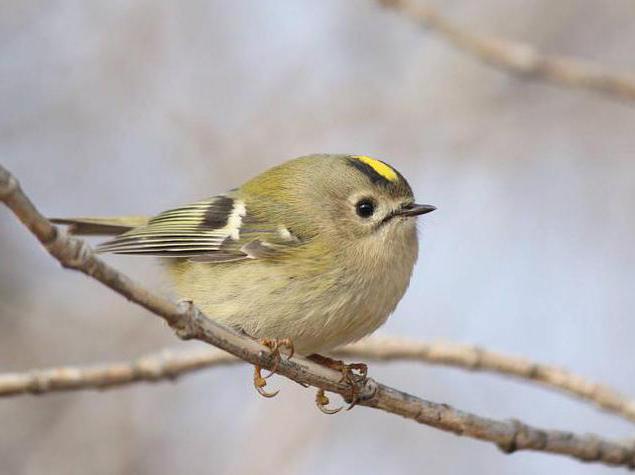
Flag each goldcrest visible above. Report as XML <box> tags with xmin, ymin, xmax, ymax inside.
<box><xmin>54</xmin><ymin>154</ymin><xmax>435</xmax><ymax>356</ymax></box>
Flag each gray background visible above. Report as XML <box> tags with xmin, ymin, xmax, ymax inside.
<box><xmin>1</xmin><ymin>1</ymin><xmax>634</xmax><ymax>474</ymax></box>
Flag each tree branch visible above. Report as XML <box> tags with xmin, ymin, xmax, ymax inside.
<box><xmin>378</xmin><ymin>0</ymin><xmax>635</xmax><ymax>102</ymax></box>
<box><xmin>1</xmin><ymin>163</ymin><xmax>634</xmax><ymax>469</ymax></box>
<box><xmin>337</xmin><ymin>338</ymin><xmax>635</xmax><ymax>425</ymax></box>
<box><xmin>2</xmin><ymin>338</ymin><xmax>635</xmax><ymax>428</ymax></box>
<box><xmin>0</xmin><ymin>348</ymin><xmax>238</xmax><ymax>396</ymax></box>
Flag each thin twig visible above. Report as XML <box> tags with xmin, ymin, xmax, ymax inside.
<box><xmin>338</xmin><ymin>338</ymin><xmax>635</xmax><ymax>425</ymax></box>
<box><xmin>0</xmin><ymin>348</ymin><xmax>238</xmax><ymax>396</ymax></box>
<box><xmin>2</xmin><ymin>338</ymin><xmax>635</xmax><ymax>429</ymax></box>
<box><xmin>378</xmin><ymin>0</ymin><xmax>635</xmax><ymax>102</ymax></box>
<box><xmin>1</xmin><ymin>163</ymin><xmax>634</xmax><ymax>469</ymax></box>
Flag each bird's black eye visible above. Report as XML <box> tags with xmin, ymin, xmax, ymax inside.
<box><xmin>355</xmin><ymin>199</ymin><xmax>376</xmax><ymax>218</ymax></box>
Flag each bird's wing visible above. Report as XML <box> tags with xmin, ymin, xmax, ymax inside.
<box><xmin>95</xmin><ymin>195</ymin><xmax>301</xmax><ymax>262</ymax></box>
<box><xmin>50</xmin><ymin>216</ymin><xmax>150</xmax><ymax>235</ymax></box>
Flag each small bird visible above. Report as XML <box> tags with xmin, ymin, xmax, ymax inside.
<box><xmin>53</xmin><ymin>154</ymin><xmax>435</xmax><ymax>411</ymax></box>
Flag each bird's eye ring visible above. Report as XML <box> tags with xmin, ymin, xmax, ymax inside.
<box><xmin>355</xmin><ymin>199</ymin><xmax>376</xmax><ymax>218</ymax></box>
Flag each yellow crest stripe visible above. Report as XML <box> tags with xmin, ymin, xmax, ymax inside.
<box><xmin>352</xmin><ymin>155</ymin><xmax>398</xmax><ymax>182</ymax></box>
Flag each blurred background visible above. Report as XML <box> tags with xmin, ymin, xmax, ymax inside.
<box><xmin>1</xmin><ymin>1</ymin><xmax>635</xmax><ymax>474</ymax></box>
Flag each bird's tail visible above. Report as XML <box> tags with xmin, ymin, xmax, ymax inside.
<box><xmin>50</xmin><ymin>216</ymin><xmax>150</xmax><ymax>236</ymax></box>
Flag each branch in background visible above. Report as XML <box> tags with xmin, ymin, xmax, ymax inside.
<box><xmin>337</xmin><ymin>338</ymin><xmax>635</xmax><ymax>425</ymax></box>
<box><xmin>1</xmin><ymin>163</ymin><xmax>634</xmax><ymax>469</ymax></box>
<box><xmin>3</xmin><ymin>338</ymin><xmax>635</xmax><ymax>428</ymax></box>
<box><xmin>378</xmin><ymin>0</ymin><xmax>635</xmax><ymax>102</ymax></box>
<box><xmin>0</xmin><ymin>348</ymin><xmax>238</xmax><ymax>396</ymax></box>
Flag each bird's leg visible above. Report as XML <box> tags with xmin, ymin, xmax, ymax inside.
<box><xmin>253</xmin><ymin>338</ymin><xmax>294</xmax><ymax>398</ymax></box>
<box><xmin>307</xmin><ymin>354</ymin><xmax>368</xmax><ymax>412</ymax></box>
<box><xmin>308</xmin><ymin>354</ymin><xmax>368</xmax><ymax>385</ymax></box>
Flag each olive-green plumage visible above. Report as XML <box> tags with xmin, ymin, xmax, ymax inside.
<box><xmin>52</xmin><ymin>154</ymin><xmax>435</xmax><ymax>355</ymax></box>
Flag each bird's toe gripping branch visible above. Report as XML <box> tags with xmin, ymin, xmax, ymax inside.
<box><xmin>253</xmin><ymin>338</ymin><xmax>295</xmax><ymax>398</ymax></box>
<box><xmin>308</xmin><ymin>354</ymin><xmax>369</xmax><ymax>414</ymax></box>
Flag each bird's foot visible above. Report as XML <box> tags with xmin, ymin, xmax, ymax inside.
<box><xmin>308</xmin><ymin>354</ymin><xmax>368</xmax><ymax>413</ymax></box>
<box><xmin>253</xmin><ymin>338</ymin><xmax>294</xmax><ymax>398</ymax></box>
<box><xmin>315</xmin><ymin>388</ymin><xmax>341</xmax><ymax>414</ymax></box>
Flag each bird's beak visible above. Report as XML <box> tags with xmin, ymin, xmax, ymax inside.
<box><xmin>397</xmin><ymin>203</ymin><xmax>437</xmax><ymax>217</ymax></box>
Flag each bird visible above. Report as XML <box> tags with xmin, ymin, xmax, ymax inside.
<box><xmin>53</xmin><ymin>154</ymin><xmax>435</xmax><ymax>411</ymax></box>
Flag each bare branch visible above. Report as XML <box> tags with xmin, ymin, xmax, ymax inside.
<box><xmin>1</xmin><ymin>163</ymin><xmax>634</xmax><ymax>469</ymax></box>
<box><xmin>338</xmin><ymin>338</ymin><xmax>635</xmax><ymax>425</ymax></box>
<box><xmin>378</xmin><ymin>0</ymin><xmax>635</xmax><ymax>102</ymax></box>
<box><xmin>0</xmin><ymin>348</ymin><xmax>238</xmax><ymax>396</ymax></box>
<box><xmin>3</xmin><ymin>338</ymin><xmax>635</xmax><ymax>428</ymax></box>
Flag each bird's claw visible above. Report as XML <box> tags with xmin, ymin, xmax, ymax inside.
<box><xmin>307</xmin><ymin>354</ymin><xmax>369</xmax><ymax>413</ymax></box>
<box><xmin>315</xmin><ymin>388</ymin><xmax>342</xmax><ymax>414</ymax></box>
<box><xmin>252</xmin><ymin>338</ymin><xmax>294</xmax><ymax>398</ymax></box>
<box><xmin>261</xmin><ymin>338</ymin><xmax>294</xmax><ymax>378</ymax></box>
<box><xmin>338</xmin><ymin>362</ymin><xmax>368</xmax><ymax>410</ymax></box>
<box><xmin>253</xmin><ymin>365</ymin><xmax>279</xmax><ymax>398</ymax></box>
